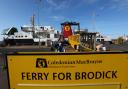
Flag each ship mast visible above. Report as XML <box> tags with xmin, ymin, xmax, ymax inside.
<box><xmin>37</xmin><ymin>0</ymin><xmax>42</xmax><ymax>47</ymax></box>
<box><xmin>31</xmin><ymin>14</ymin><xmax>35</xmax><ymax>37</ymax></box>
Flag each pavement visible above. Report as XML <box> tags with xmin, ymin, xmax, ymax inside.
<box><xmin>0</xmin><ymin>54</ymin><xmax>9</xmax><ymax>89</ymax></box>
<box><xmin>104</xmin><ymin>43</ymin><xmax>128</xmax><ymax>51</ymax></box>
<box><xmin>0</xmin><ymin>46</ymin><xmax>52</xmax><ymax>54</ymax></box>
<box><xmin>0</xmin><ymin>68</ymin><xmax>9</xmax><ymax>89</ymax></box>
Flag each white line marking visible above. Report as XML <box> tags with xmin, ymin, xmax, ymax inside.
<box><xmin>17</xmin><ymin>83</ymin><xmax>121</xmax><ymax>87</ymax></box>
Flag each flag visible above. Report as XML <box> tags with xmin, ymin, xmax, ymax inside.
<box><xmin>63</xmin><ymin>25</ymin><xmax>72</xmax><ymax>38</ymax></box>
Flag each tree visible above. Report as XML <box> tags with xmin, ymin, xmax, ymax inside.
<box><xmin>117</xmin><ymin>37</ymin><xmax>124</xmax><ymax>45</ymax></box>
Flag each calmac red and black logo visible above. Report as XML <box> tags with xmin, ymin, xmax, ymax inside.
<box><xmin>36</xmin><ymin>58</ymin><xmax>48</xmax><ymax>68</ymax></box>
<box><xmin>63</xmin><ymin>25</ymin><xmax>72</xmax><ymax>38</ymax></box>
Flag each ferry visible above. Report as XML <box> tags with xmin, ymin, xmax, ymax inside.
<box><xmin>2</xmin><ymin>25</ymin><xmax>59</xmax><ymax>46</ymax></box>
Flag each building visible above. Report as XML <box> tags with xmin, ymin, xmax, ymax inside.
<box><xmin>96</xmin><ymin>33</ymin><xmax>111</xmax><ymax>43</ymax></box>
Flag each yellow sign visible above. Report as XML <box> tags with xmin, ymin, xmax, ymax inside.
<box><xmin>68</xmin><ymin>34</ymin><xmax>80</xmax><ymax>48</ymax></box>
<box><xmin>7</xmin><ymin>52</ymin><xmax>128</xmax><ymax>89</ymax></box>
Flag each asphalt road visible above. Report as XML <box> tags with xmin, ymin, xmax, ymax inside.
<box><xmin>0</xmin><ymin>46</ymin><xmax>52</xmax><ymax>54</ymax></box>
<box><xmin>104</xmin><ymin>44</ymin><xmax>128</xmax><ymax>51</ymax></box>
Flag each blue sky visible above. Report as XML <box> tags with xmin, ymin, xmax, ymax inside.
<box><xmin>0</xmin><ymin>0</ymin><xmax>128</xmax><ymax>40</ymax></box>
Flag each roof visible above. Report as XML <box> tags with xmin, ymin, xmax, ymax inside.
<box><xmin>61</xmin><ymin>21</ymin><xmax>80</xmax><ymax>25</ymax></box>
<box><xmin>2</xmin><ymin>27</ymin><xmax>18</xmax><ymax>35</ymax></box>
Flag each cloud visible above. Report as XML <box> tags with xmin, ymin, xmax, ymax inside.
<box><xmin>46</xmin><ymin>0</ymin><xmax>57</xmax><ymax>7</ymax></box>
<box><xmin>99</xmin><ymin>6</ymin><xmax>105</xmax><ymax>11</ymax></box>
<box><xmin>49</xmin><ymin>16</ymin><xmax>65</xmax><ymax>21</ymax></box>
<box><xmin>82</xmin><ymin>0</ymin><xmax>100</xmax><ymax>4</ymax></box>
<box><xmin>110</xmin><ymin>0</ymin><xmax>128</xmax><ymax>11</ymax></box>
<box><xmin>46</xmin><ymin>0</ymin><xmax>71</xmax><ymax>10</ymax></box>
<box><xmin>45</xmin><ymin>0</ymin><xmax>128</xmax><ymax>12</ymax></box>
<box><xmin>89</xmin><ymin>0</ymin><xmax>128</xmax><ymax>12</ymax></box>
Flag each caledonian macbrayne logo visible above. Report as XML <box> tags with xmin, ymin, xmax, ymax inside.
<box><xmin>36</xmin><ymin>58</ymin><xmax>104</xmax><ymax>68</ymax></box>
<box><xmin>36</xmin><ymin>58</ymin><xmax>48</xmax><ymax>68</ymax></box>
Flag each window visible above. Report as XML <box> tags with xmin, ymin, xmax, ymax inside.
<box><xmin>47</xmin><ymin>34</ymin><xmax>50</xmax><ymax>38</ymax></box>
<box><xmin>101</xmin><ymin>39</ymin><xmax>104</xmax><ymax>42</ymax></box>
<box><xmin>97</xmin><ymin>39</ymin><xmax>100</xmax><ymax>42</ymax></box>
<box><xmin>54</xmin><ymin>34</ymin><xmax>58</xmax><ymax>38</ymax></box>
<box><xmin>8</xmin><ymin>27</ymin><xmax>18</xmax><ymax>35</ymax></box>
